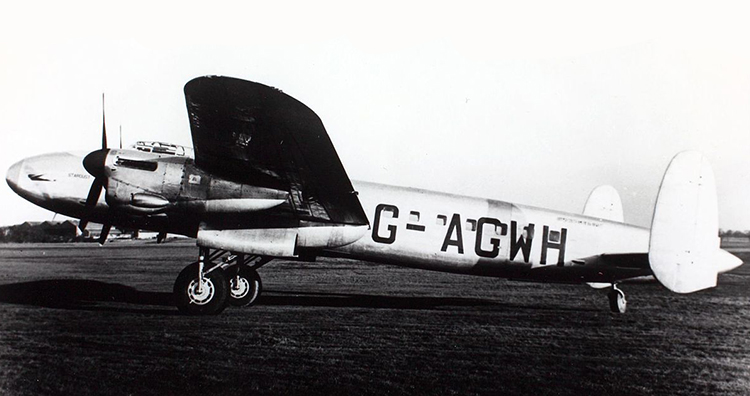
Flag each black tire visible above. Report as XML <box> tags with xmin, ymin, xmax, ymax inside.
<box><xmin>174</xmin><ymin>262</ymin><xmax>229</xmax><ymax>315</ymax></box>
<box><xmin>226</xmin><ymin>266</ymin><xmax>262</xmax><ymax>307</ymax></box>
<box><xmin>608</xmin><ymin>288</ymin><xmax>627</xmax><ymax>314</ymax></box>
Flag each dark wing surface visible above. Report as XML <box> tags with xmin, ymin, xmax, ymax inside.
<box><xmin>184</xmin><ymin>76</ymin><xmax>368</xmax><ymax>225</ymax></box>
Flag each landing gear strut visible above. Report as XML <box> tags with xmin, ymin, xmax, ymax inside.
<box><xmin>173</xmin><ymin>248</ymin><xmax>269</xmax><ymax>315</ymax></box>
<box><xmin>608</xmin><ymin>284</ymin><xmax>627</xmax><ymax>314</ymax></box>
<box><xmin>174</xmin><ymin>248</ymin><xmax>228</xmax><ymax>315</ymax></box>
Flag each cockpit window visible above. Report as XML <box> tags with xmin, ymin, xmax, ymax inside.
<box><xmin>133</xmin><ymin>141</ymin><xmax>192</xmax><ymax>157</ymax></box>
<box><xmin>115</xmin><ymin>158</ymin><xmax>158</xmax><ymax>172</ymax></box>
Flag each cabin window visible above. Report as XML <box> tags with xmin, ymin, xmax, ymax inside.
<box><xmin>523</xmin><ymin>227</ymin><xmax>535</xmax><ymax>240</ymax></box>
<box><xmin>549</xmin><ymin>230</ymin><xmax>561</xmax><ymax>243</ymax></box>
<box><xmin>495</xmin><ymin>224</ymin><xmax>508</xmax><ymax>236</ymax></box>
<box><xmin>381</xmin><ymin>207</ymin><xmax>396</xmax><ymax>218</ymax></box>
<box><xmin>466</xmin><ymin>219</ymin><xmax>477</xmax><ymax>231</ymax></box>
<box><xmin>409</xmin><ymin>211</ymin><xmax>420</xmax><ymax>222</ymax></box>
<box><xmin>115</xmin><ymin>158</ymin><xmax>158</xmax><ymax>172</ymax></box>
<box><xmin>436</xmin><ymin>214</ymin><xmax>447</xmax><ymax>226</ymax></box>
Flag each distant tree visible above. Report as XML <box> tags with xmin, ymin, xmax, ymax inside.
<box><xmin>0</xmin><ymin>222</ymin><xmax>77</xmax><ymax>243</ymax></box>
<box><xmin>719</xmin><ymin>229</ymin><xmax>750</xmax><ymax>240</ymax></box>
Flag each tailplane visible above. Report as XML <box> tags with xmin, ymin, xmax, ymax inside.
<box><xmin>649</xmin><ymin>151</ymin><xmax>741</xmax><ymax>293</ymax></box>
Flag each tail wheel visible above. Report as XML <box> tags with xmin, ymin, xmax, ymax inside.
<box><xmin>174</xmin><ymin>262</ymin><xmax>229</xmax><ymax>315</ymax></box>
<box><xmin>608</xmin><ymin>286</ymin><xmax>627</xmax><ymax>314</ymax></box>
<box><xmin>227</xmin><ymin>266</ymin><xmax>262</xmax><ymax>307</ymax></box>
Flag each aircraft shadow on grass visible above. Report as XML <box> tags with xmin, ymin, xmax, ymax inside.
<box><xmin>260</xmin><ymin>290</ymin><xmax>503</xmax><ymax>310</ymax></box>
<box><xmin>0</xmin><ymin>280</ymin><xmax>597</xmax><ymax>313</ymax></box>
<box><xmin>261</xmin><ymin>290</ymin><xmax>598</xmax><ymax>312</ymax></box>
<box><xmin>0</xmin><ymin>280</ymin><xmax>177</xmax><ymax>315</ymax></box>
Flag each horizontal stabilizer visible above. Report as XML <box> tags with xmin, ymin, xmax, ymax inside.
<box><xmin>583</xmin><ymin>185</ymin><xmax>623</xmax><ymax>222</ymax></box>
<box><xmin>649</xmin><ymin>151</ymin><xmax>719</xmax><ymax>293</ymax></box>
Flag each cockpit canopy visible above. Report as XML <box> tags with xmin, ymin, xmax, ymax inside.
<box><xmin>132</xmin><ymin>141</ymin><xmax>194</xmax><ymax>158</ymax></box>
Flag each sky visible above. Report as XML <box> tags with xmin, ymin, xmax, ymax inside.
<box><xmin>1</xmin><ymin>1</ymin><xmax>749</xmax><ymax>230</ymax></box>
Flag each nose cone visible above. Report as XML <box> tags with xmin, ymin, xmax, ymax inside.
<box><xmin>83</xmin><ymin>149</ymin><xmax>109</xmax><ymax>179</ymax></box>
<box><xmin>6</xmin><ymin>159</ymin><xmax>23</xmax><ymax>194</ymax></box>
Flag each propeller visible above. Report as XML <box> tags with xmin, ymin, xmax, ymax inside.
<box><xmin>98</xmin><ymin>224</ymin><xmax>111</xmax><ymax>245</ymax></box>
<box><xmin>79</xmin><ymin>93</ymin><xmax>112</xmax><ymax>242</ymax></box>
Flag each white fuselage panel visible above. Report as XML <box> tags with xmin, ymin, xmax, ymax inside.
<box><xmin>334</xmin><ymin>181</ymin><xmax>650</xmax><ymax>276</ymax></box>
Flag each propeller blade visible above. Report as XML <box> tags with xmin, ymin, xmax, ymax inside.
<box><xmin>98</xmin><ymin>224</ymin><xmax>111</xmax><ymax>245</ymax></box>
<box><xmin>119</xmin><ymin>125</ymin><xmax>123</xmax><ymax>149</ymax></box>
<box><xmin>85</xmin><ymin>177</ymin><xmax>104</xmax><ymax>207</ymax></box>
<box><xmin>79</xmin><ymin>175</ymin><xmax>104</xmax><ymax>237</ymax></box>
<box><xmin>101</xmin><ymin>93</ymin><xmax>107</xmax><ymax>149</ymax></box>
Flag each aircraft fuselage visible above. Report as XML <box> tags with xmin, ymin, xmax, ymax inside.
<box><xmin>6</xmin><ymin>149</ymin><xmax>652</xmax><ymax>284</ymax></box>
<box><xmin>336</xmin><ymin>181</ymin><xmax>650</xmax><ymax>282</ymax></box>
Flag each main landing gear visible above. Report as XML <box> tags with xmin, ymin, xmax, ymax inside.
<box><xmin>174</xmin><ymin>247</ymin><xmax>269</xmax><ymax>315</ymax></box>
<box><xmin>608</xmin><ymin>284</ymin><xmax>627</xmax><ymax>314</ymax></box>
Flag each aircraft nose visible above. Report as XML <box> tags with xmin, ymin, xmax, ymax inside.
<box><xmin>83</xmin><ymin>149</ymin><xmax>109</xmax><ymax>179</ymax></box>
<box><xmin>6</xmin><ymin>159</ymin><xmax>23</xmax><ymax>194</ymax></box>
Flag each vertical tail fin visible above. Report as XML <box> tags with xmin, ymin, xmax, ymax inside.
<box><xmin>583</xmin><ymin>185</ymin><xmax>624</xmax><ymax>222</ymax></box>
<box><xmin>648</xmin><ymin>151</ymin><xmax>737</xmax><ymax>293</ymax></box>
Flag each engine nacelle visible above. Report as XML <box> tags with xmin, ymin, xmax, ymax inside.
<box><xmin>197</xmin><ymin>225</ymin><xmax>369</xmax><ymax>257</ymax></box>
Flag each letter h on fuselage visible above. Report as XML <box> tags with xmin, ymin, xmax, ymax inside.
<box><xmin>540</xmin><ymin>225</ymin><xmax>567</xmax><ymax>266</ymax></box>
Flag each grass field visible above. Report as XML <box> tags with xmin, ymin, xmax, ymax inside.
<box><xmin>0</xmin><ymin>240</ymin><xmax>749</xmax><ymax>395</ymax></box>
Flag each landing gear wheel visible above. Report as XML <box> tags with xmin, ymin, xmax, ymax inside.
<box><xmin>227</xmin><ymin>266</ymin><xmax>262</xmax><ymax>307</ymax></box>
<box><xmin>174</xmin><ymin>262</ymin><xmax>229</xmax><ymax>315</ymax></box>
<box><xmin>608</xmin><ymin>285</ymin><xmax>627</xmax><ymax>314</ymax></box>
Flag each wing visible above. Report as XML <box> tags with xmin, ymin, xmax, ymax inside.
<box><xmin>184</xmin><ymin>76</ymin><xmax>368</xmax><ymax>225</ymax></box>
